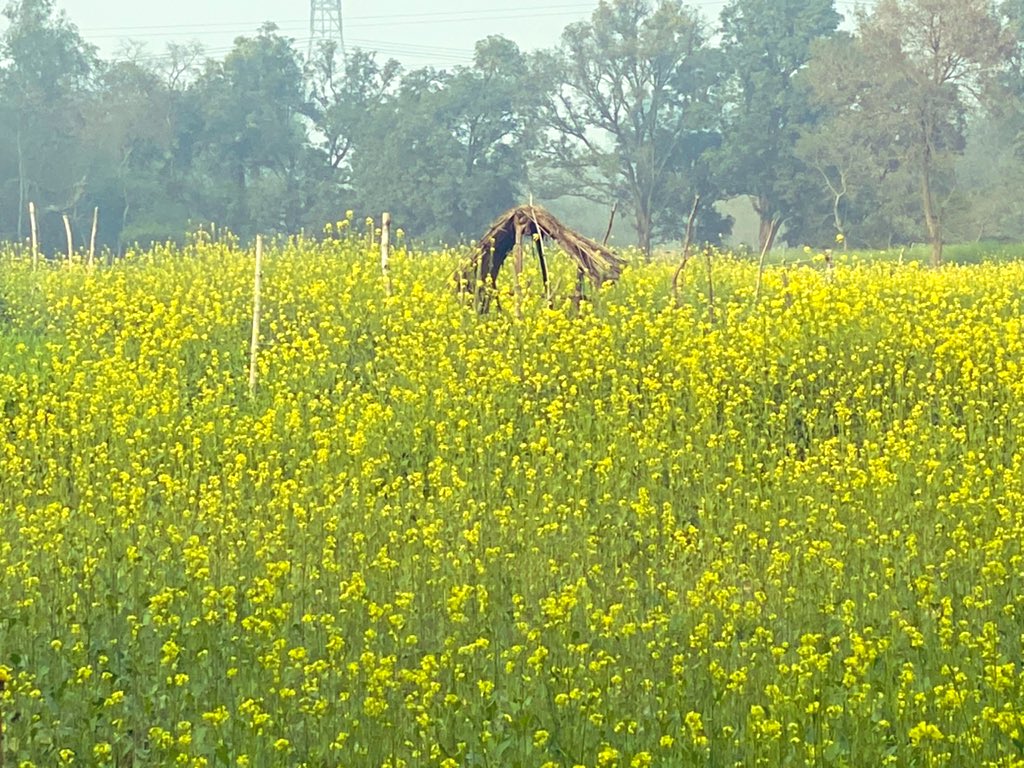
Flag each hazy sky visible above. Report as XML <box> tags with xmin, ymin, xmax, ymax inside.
<box><xmin>32</xmin><ymin>0</ymin><xmax>865</xmax><ymax>69</ymax></box>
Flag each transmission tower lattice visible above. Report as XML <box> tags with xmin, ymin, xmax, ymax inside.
<box><xmin>309</xmin><ymin>0</ymin><xmax>346</xmax><ymax>60</ymax></box>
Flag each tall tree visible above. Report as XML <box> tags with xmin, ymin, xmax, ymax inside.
<box><xmin>715</xmin><ymin>0</ymin><xmax>840</xmax><ymax>251</ymax></box>
<box><xmin>534</xmin><ymin>0</ymin><xmax>721</xmax><ymax>256</ymax></box>
<box><xmin>307</xmin><ymin>44</ymin><xmax>401</xmax><ymax>175</ymax></box>
<box><xmin>350</xmin><ymin>36</ymin><xmax>535</xmax><ymax>242</ymax></box>
<box><xmin>192</xmin><ymin>24</ymin><xmax>309</xmax><ymax>235</ymax></box>
<box><xmin>805</xmin><ymin>0</ymin><xmax>1011</xmax><ymax>264</ymax></box>
<box><xmin>80</xmin><ymin>59</ymin><xmax>180</xmax><ymax>249</ymax></box>
<box><xmin>302</xmin><ymin>45</ymin><xmax>401</xmax><ymax>228</ymax></box>
<box><xmin>0</xmin><ymin>0</ymin><xmax>96</xmax><ymax>244</ymax></box>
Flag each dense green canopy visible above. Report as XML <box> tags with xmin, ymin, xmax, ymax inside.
<box><xmin>0</xmin><ymin>0</ymin><xmax>1022</xmax><ymax>255</ymax></box>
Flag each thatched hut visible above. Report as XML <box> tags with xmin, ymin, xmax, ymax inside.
<box><xmin>457</xmin><ymin>204</ymin><xmax>627</xmax><ymax>311</ymax></box>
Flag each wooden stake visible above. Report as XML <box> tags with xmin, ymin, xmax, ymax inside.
<box><xmin>380</xmin><ymin>212</ymin><xmax>392</xmax><ymax>295</ymax></box>
<box><xmin>89</xmin><ymin>207</ymin><xmax>98</xmax><ymax>266</ymax></box>
<box><xmin>29</xmin><ymin>201</ymin><xmax>38</xmax><ymax>269</ymax></box>
<box><xmin>754</xmin><ymin>216</ymin><xmax>781</xmax><ymax>305</ymax></box>
<box><xmin>672</xmin><ymin>194</ymin><xmax>701</xmax><ymax>307</ymax></box>
<box><xmin>248</xmin><ymin>235</ymin><xmax>263</xmax><ymax>397</ymax></box>
<box><xmin>513</xmin><ymin>221</ymin><xmax>524</xmax><ymax>318</ymax></box>
<box><xmin>572</xmin><ymin>266</ymin><xmax>585</xmax><ymax>311</ymax></box>
<box><xmin>62</xmin><ymin>214</ymin><xmax>73</xmax><ymax>264</ymax></box>
<box><xmin>704</xmin><ymin>248</ymin><xmax>716</xmax><ymax>326</ymax></box>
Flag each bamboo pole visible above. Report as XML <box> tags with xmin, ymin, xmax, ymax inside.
<box><xmin>248</xmin><ymin>235</ymin><xmax>263</xmax><ymax>397</ymax></box>
<box><xmin>575</xmin><ymin>202</ymin><xmax>617</xmax><ymax>311</ymax></box>
<box><xmin>62</xmin><ymin>214</ymin><xmax>73</xmax><ymax>264</ymax></box>
<box><xmin>704</xmin><ymin>248</ymin><xmax>715</xmax><ymax>325</ymax></box>
<box><xmin>89</xmin><ymin>207</ymin><xmax>98</xmax><ymax>266</ymax></box>
<box><xmin>380</xmin><ymin>211</ymin><xmax>392</xmax><ymax>295</ymax></box>
<box><xmin>29</xmin><ymin>201</ymin><xmax>38</xmax><ymax>269</ymax></box>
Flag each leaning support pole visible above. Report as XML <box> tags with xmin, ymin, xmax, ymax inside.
<box><xmin>602</xmin><ymin>201</ymin><xmax>618</xmax><ymax>246</ymax></box>
<box><xmin>527</xmin><ymin>201</ymin><xmax>551</xmax><ymax>305</ymax></box>
<box><xmin>535</xmin><ymin>237</ymin><xmax>549</xmax><ymax>300</ymax></box>
<box><xmin>28</xmin><ymin>201</ymin><xmax>38</xmax><ymax>269</ymax></box>
<box><xmin>248</xmin><ymin>235</ymin><xmax>264</xmax><ymax>397</ymax></box>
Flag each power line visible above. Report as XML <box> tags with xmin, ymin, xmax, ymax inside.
<box><xmin>76</xmin><ymin>3</ymin><xmax>599</xmax><ymax>35</ymax></box>
<box><xmin>89</xmin><ymin>0</ymin><xmax>878</xmax><ymax>68</ymax></box>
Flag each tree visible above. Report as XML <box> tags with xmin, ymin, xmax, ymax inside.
<box><xmin>80</xmin><ymin>59</ymin><xmax>180</xmax><ymax>249</ymax></box>
<box><xmin>308</xmin><ymin>44</ymin><xmax>401</xmax><ymax>175</ymax></box>
<box><xmin>192</xmin><ymin>24</ymin><xmax>309</xmax><ymax>235</ymax></box>
<box><xmin>350</xmin><ymin>36</ymin><xmax>535</xmax><ymax>242</ymax></box>
<box><xmin>301</xmin><ymin>45</ymin><xmax>402</xmax><ymax>229</ymax></box>
<box><xmin>534</xmin><ymin>0</ymin><xmax>721</xmax><ymax>256</ymax></box>
<box><xmin>805</xmin><ymin>0</ymin><xmax>1012</xmax><ymax>264</ymax></box>
<box><xmin>714</xmin><ymin>0</ymin><xmax>840</xmax><ymax>251</ymax></box>
<box><xmin>944</xmin><ymin>112</ymin><xmax>1024</xmax><ymax>242</ymax></box>
<box><xmin>795</xmin><ymin>34</ymin><xmax>913</xmax><ymax>248</ymax></box>
<box><xmin>0</xmin><ymin>0</ymin><xmax>96</xmax><ymax>245</ymax></box>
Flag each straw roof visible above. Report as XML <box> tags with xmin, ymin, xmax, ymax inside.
<box><xmin>457</xmin><ymin>205</ymin><xmax>627</xmax><ymax>305</ymax></box>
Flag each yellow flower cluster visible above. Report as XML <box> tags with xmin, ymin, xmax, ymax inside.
<box><xmin>1</xmin><ymin>239</ymin><xmax>1024</xmax><ymax>766</ymax></box>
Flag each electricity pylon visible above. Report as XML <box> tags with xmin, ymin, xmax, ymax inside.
<box><xmin>309</xmin><ymin>0</ymin><xmax>346</xmax><ymax>60</ymax></box>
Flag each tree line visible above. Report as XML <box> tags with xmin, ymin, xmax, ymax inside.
<box><xmin>2</xmin><ymin>0</ymin><xmax>1024</xmax><ymax>262</ymax></box>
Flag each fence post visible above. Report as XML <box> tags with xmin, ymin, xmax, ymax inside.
<box><xmin>62</xmin><ymin>214</ymin><xmax>73</xmax><ymax>264</ymax></box>
<box><xmin>89</xmin><ymin>207</ymin><xmax>99</xmax><ymax>266</ymax></box>
<box><xmin>380</xmin><ymin>211</ymin><xmax>392</xmax><ymax>295</ymax></box>
<box><xmin>248</xmin><ymin>235</ymin><xmax>264</xmax><ymax>397</ymax></box>
<box><xmin>29</xmin><ymin>201</ymin><xmax>38</xmax><ymax>269</ymax></box>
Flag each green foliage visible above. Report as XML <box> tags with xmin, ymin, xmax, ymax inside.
<box><xmin>802</xmin><ymin>0</ymin><xmax>1013</xmax><ymax>263</ymax></box>
<box><xmin>533</xmin><ymin>0</ymin><xmax>723</xmax><ymax>256</ymax></box>
<box><xmin>191</xmin><ymin>24</ymin><xmax>310</xmax><ymax>237</ymax></box>
<box><xmin>715</xmin><ymin>0</ymin><xmax>840</xmax><ymax>249</ymax></box>
<box><xmin>350</xmin><ymin>37</ymin><xmax>535</xmax><ymax>242</ymax></box>
<box><xmin>0</xmin><ymin>0</ymin><xmax>97</xmax><ymax>244</ymax></box>
<box><xmin>1</xmin><ymin>0</ymin><xmax>1024</xmax><ymax>252</ymax></box>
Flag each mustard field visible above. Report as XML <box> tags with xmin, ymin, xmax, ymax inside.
<box><xmin>1</xmin><ymin>237</ymin><xmax>1024</xmax><ymax>767</ymax></box>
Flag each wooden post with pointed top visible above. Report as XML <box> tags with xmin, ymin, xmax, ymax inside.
<box><xmin>62</xmin><ymin>214</ymin><xmax>73</xmax><ymax>264</ymax></box>
<box><xmin>89</xmin><ymin>207</ymin><xmax>99</xmax><ymax>266</ymax></box>
<box><xmin>28</xmin><ymin>201</ymin><xmax>38</xmax><ymax>269</ymax></box>
<box><xmin>248</xmin><ymin>235</ymin><xmax>263</xmax><ymax>397</ymax></box>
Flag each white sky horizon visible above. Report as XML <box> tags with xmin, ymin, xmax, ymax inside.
<box><xmin>1</xmin><ymin>0</ymin><xmax>869</xmax><ymax>70</ymax></box>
